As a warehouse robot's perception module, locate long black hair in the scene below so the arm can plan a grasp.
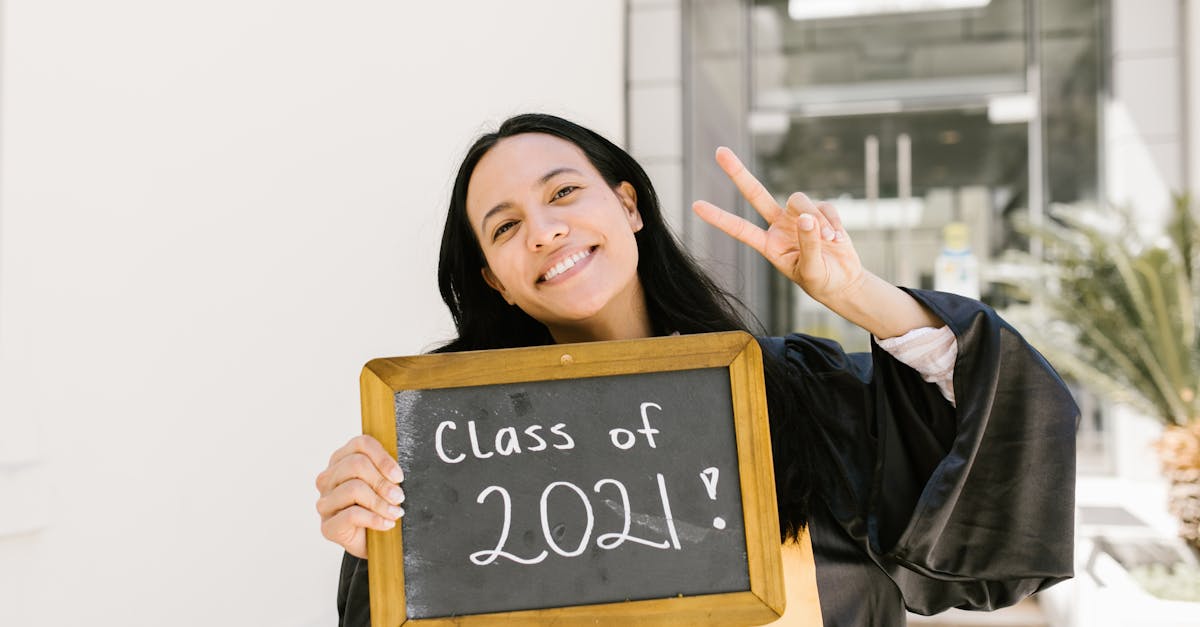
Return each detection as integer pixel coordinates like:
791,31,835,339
434,113,817,539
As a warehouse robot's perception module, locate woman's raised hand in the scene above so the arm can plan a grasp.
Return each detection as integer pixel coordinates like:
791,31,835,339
315,434,406,559
693,147,867,308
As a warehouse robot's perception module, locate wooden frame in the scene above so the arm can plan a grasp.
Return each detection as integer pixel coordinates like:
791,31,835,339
360,331,789,626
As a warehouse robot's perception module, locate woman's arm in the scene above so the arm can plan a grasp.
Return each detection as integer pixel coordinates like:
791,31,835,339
764,290,1079,614
829,272,943,339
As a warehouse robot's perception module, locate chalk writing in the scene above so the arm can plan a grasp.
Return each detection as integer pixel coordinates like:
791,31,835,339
470,473,685,565
608,402,662,450
436,420,574,464
468,486,548,566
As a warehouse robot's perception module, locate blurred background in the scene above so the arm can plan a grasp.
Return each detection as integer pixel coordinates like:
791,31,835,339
1,0,1198,625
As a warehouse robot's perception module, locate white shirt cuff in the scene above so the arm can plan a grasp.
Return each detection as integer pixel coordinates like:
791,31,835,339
874,326,957,406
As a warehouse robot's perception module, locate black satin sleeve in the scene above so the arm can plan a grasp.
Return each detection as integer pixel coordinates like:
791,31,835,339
338,552,371,627
763,288,1079,619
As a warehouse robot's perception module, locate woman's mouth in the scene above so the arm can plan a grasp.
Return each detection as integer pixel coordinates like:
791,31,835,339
539,247,594,283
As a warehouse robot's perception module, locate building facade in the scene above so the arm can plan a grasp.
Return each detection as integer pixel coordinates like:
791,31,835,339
631,0,1196,346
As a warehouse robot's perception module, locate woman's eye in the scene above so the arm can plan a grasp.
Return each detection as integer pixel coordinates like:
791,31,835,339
493,221,516,240
552,186,577,201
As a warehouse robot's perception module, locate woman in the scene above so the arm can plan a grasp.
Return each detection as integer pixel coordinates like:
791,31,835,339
315,113,1078,625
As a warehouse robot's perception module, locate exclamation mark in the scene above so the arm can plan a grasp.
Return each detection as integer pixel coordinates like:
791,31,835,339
700,467,725,530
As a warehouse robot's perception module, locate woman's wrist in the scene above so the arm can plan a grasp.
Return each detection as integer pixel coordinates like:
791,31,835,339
821,272,944,339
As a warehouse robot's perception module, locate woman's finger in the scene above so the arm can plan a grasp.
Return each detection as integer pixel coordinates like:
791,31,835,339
321,505,394,548
787,193,840,243
792,211,830,277
714,147,784,224
317,478,405,521
786,202,829,285
692,200,768,256
318,452,405,506
328,435,404,481
815,200,845,234
321,435,403,489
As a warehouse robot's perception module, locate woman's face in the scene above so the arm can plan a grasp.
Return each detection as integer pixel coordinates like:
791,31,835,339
465,133,649,342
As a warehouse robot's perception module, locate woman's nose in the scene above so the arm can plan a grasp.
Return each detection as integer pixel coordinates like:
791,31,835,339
525,210,568,249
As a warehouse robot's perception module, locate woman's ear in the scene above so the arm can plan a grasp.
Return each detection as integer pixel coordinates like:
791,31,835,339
615,182,643,233
481,267,515,305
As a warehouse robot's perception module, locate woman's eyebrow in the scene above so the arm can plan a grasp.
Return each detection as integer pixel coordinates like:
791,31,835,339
537,167,581,186
481,201,513,231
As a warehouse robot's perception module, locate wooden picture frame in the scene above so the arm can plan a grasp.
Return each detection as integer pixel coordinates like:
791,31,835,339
359,331,795,626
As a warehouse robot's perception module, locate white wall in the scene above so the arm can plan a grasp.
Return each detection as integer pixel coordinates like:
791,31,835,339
0,1,625,625
1189,0,1200,197
628,0,684,236
1105,0,1185,232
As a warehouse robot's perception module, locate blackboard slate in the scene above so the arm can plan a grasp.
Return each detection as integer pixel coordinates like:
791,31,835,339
394,367,749,619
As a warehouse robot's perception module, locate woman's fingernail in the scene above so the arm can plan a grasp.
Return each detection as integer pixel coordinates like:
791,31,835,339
388,466,404,483
389,486,405,503
798,214,815,231
388,505,404,519
835,230,847,242
821,226,835,241
382,518,396,529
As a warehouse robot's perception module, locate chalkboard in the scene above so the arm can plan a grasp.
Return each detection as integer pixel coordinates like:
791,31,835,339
360,331,786,626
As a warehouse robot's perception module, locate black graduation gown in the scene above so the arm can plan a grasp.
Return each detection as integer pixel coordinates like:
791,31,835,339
335,289,1079,626
758,289,1078,625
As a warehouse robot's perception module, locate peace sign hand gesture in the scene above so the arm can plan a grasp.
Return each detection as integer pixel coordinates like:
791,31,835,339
692,147,943,339
692,147,867,308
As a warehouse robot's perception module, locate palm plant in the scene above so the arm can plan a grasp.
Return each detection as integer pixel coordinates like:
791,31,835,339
999,195,1200,548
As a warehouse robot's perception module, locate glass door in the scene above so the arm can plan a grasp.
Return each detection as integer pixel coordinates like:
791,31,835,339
731,0,1101,348
753,108,1030,347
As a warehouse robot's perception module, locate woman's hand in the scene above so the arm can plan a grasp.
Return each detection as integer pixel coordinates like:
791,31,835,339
694,147,943,338
315,435,406,559
693,147,866,306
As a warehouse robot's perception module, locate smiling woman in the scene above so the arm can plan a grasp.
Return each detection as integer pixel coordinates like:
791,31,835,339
314,113,1081,626
468,133,650,344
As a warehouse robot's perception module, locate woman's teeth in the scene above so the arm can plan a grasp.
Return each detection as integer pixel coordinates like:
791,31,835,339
542,249,591,282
